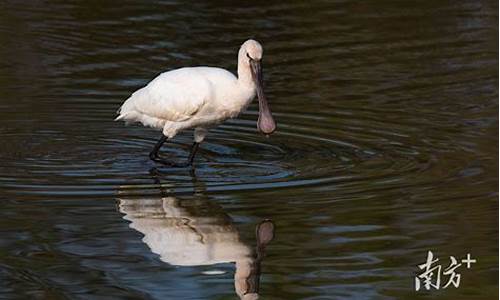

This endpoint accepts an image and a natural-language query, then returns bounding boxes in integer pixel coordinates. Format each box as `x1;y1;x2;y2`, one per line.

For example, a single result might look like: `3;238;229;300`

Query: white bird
115;39;276;167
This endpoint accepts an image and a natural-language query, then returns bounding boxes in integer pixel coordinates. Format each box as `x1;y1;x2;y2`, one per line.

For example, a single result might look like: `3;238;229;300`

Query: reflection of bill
118;196;275;300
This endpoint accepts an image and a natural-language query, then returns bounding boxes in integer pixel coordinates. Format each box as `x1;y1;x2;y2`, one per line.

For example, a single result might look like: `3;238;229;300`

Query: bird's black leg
187;142;200;166
168;142;200;168
149;135;167;161
149;135;200;168
149;135;179;166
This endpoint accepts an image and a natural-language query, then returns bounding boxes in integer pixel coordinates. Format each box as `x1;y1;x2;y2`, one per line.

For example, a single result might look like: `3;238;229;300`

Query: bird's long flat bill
250;58;276;135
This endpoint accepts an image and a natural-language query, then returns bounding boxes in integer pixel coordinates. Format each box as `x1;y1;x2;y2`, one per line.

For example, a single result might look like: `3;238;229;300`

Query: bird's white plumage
121;68;209;122
115;40;264;142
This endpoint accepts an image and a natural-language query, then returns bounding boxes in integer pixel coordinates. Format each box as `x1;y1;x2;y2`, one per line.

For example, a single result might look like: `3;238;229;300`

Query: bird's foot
149;152;193;168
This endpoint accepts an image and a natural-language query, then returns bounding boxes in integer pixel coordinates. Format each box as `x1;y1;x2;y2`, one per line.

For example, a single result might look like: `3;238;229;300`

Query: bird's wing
119;69;209;123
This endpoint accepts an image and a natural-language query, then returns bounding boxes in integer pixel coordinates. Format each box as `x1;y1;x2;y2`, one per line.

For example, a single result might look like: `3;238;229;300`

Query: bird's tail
114;103;129;121
114;112;125;121
115;94;135;121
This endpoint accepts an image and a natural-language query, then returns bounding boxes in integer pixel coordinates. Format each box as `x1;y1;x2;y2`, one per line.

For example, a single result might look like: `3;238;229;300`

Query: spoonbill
115;39;276;167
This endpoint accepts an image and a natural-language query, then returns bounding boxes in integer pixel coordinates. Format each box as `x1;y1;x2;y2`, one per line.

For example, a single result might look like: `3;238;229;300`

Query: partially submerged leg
176;127;208;167
149;135;179;166
148;127;207;167
182;127;208;166
149;124;184;166
186;142;200;165
149;135;167;161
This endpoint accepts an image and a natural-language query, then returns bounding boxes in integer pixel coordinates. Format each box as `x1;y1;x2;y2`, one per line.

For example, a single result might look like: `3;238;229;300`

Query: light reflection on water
118;193;275;300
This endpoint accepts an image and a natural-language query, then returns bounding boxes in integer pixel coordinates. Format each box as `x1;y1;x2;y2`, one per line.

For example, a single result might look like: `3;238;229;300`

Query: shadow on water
117;172;275;300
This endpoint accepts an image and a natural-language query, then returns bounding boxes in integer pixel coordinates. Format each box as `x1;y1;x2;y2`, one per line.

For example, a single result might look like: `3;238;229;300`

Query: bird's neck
237;48;254;87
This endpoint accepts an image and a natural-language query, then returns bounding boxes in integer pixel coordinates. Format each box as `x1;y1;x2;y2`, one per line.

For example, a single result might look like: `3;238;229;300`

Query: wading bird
115;39;276;167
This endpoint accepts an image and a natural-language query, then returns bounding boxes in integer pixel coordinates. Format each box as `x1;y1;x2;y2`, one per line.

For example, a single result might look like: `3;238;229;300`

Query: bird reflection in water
117;193;275;299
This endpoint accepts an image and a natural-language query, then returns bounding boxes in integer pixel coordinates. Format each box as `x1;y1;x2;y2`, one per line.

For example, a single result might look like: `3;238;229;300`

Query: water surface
0;0;498;299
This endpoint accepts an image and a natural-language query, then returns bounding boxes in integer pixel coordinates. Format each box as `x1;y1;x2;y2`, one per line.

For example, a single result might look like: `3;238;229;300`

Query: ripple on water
0;108;442;198
0;0;494;202
0;1;496;299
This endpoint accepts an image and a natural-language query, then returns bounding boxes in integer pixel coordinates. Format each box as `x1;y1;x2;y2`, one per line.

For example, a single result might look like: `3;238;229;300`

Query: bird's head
240;39;276;136
242;39;263;62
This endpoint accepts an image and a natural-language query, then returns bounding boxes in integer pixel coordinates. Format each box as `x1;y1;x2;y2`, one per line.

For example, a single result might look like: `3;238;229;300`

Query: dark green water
0;1;498;299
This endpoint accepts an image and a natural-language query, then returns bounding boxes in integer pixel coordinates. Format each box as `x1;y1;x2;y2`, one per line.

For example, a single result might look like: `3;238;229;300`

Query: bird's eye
246;53;253;61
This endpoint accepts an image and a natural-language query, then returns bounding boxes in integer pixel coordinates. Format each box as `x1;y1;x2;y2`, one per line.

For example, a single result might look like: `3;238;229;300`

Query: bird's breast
221;84;255;114
188;81;255;128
